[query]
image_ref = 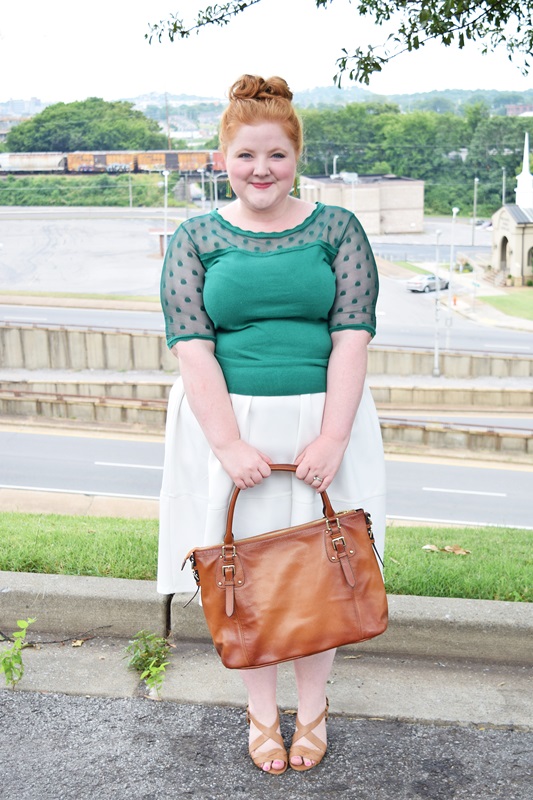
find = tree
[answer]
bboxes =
[147,1,533,85]
[6,98,167,152]
[299,102,400,174]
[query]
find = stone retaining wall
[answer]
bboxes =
[2,325,532,378]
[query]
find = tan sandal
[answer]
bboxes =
[246,708,288,775]
[289,699,329,771]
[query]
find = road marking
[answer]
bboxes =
[95,461,163,470]
[422,487,507,497]
[484,344,531,351]
[0,484,157,500]
[4,316,48,322]
[388,514,532,530]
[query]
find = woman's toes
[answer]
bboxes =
[262,758,285,772]
[290,755,315,767]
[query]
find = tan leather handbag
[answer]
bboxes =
[182,464,388,669]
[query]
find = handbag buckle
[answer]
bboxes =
[221,544,237,559]
[326,517,342,534]
[332,536,346,552]
[222,564,235,577]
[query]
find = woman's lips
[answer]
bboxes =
[250,182,273,189]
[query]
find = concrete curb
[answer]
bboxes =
[1,571,531,666]
[0,571,169,639]
[171,592,533,666]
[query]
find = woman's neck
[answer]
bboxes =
[218,197,315,233]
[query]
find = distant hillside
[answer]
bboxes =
[4,87,533,124]
[386,88,533,114]
[293,85,377,107]
[126,92,225,110]
[295,86,533,114]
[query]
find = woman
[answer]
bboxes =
[158,75,386,774]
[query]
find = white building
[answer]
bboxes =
[490,134,533,286]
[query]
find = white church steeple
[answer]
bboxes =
[515,132,533,209]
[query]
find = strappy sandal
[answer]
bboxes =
[246,708,288,775]
[289,699,329,772]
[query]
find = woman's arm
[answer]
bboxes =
[295,329,370,492]
[175,339,272,489]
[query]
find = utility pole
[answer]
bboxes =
[165,93,171,150]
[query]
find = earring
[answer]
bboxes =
[292,176,299,197]
[225,180,233,199]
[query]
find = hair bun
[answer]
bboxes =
[229,75,293,102]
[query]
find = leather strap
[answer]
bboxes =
[224,464,336,546]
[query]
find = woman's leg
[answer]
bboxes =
[291,648,336,768]
[240,665,286,772]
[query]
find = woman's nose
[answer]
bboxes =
[253,158,270,176]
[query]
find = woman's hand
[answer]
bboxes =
[294,434,347,493]
[213,440,272,490]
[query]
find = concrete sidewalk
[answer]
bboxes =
[1,571,531,730]
[1,574,532,799]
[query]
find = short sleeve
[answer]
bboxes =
[328,214,379,337]
[160,224,216,349]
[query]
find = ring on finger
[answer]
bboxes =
[312,475,323,484]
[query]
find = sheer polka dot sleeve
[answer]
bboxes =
[160,224,216,349]
[328,214,379,337]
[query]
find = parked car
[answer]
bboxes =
[406,274,449,293]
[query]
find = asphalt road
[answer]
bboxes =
[2,276,533,354]
[1,692,531,800]
[1,430,531,528]
[0,284,533,355]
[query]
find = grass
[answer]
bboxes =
[480,290,533,322]
[384,525,531,603]
[0,290,159,303]
[0,513,158,581]
[0,173,189,208]
[397,261,430,275]
[0,513,531,602]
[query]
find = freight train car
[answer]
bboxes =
[0,152,67,173]
[176,151,210,172]
[67,151,138,173]
[1,150,225,174]
[211,150,226,172]
[137,151,180,172]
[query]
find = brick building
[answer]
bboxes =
[299,173,424,235]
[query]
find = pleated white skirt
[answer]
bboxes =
[158,379,386,594]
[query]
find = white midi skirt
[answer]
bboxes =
[158,379,386,594]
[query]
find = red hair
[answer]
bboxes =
[219,75,303,158]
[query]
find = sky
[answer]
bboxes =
[1,0,532,104]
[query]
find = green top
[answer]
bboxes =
[160,203,379,396]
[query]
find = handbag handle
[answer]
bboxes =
[224,464,336,545]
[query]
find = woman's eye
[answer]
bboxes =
[238,153,252,159]
[272,153,285,159]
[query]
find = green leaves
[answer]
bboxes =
[6,98,167,153]
[146,0,262,43]
[147,1,533,85]
[125,631,171,698]
[0,618,36,689]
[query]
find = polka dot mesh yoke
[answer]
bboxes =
[160,203,379,346]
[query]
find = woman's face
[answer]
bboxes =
[224,122,297,216]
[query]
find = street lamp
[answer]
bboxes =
[471,177,479,246]
[198,168,206,210]
[162,169,170,252]
[447,207,459,327]
[433,229,442,377]
[502,167,506,205]
[332,155,340,178]
[212,171,227,208]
